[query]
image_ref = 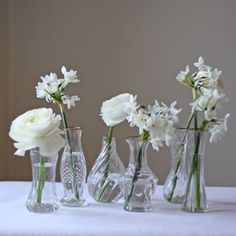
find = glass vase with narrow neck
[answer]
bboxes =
[60,127,87,207]
[163,128,187,204]
[121,137,158,212]
[182,130,207,213]
[26,148,60,213]
[87,137,125,203]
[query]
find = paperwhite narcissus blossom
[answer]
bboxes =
[209,114,230,143]
[62,95,80,109]
[125,98,181,150]
[9,108,65,157]
[176,56,230,143]
[61,66,79,84]
[100,93,134,127]
[36,66,80,108]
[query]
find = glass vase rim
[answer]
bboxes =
[102,136,116,140]
[174,126,208,132]
[125,136,150,142]
[63,126,81,131]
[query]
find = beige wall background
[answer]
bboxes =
[1,0,236,186]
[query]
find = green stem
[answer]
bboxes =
[166,112,194,202]
[58,103,80,200]
[37,155,45,205]
[96,126,114,201]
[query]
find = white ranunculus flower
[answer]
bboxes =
[9,108,65,157]
[100,93,132,127]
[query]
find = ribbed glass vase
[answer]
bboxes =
[87,137,125,203]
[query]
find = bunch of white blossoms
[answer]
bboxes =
[176,56,230,143]
[124,97,181,151]
[36,66,80,109]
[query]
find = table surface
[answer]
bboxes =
[0,182,236,236]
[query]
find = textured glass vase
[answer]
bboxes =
[26,148,60,214]
[120,137,158,212]
[87,137,125,203]
[60,127,87,207]
[163,128,187,204]
[182,130,207,213]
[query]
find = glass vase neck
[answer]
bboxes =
[126,137,149,166]
[63,127,82,150]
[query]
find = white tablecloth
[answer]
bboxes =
[0,182,235,236]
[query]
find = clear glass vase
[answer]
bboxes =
[163,128,187,204]
[182,130,207,213]
[26,148,60,214]
[87,137,125,203]
[60,127,87,207]
[120,137,158,212]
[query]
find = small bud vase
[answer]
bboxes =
[60,127,87,207]
[120,137,158,212]
[87,137,125,203]
[26,148,60,214]
[163,128,187,204]
[182,130,207,213]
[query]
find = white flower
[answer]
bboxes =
[9,108,65,157]
[62,95,80,109]
[209,113,230,143]
[204,108,217,121]
[159,101,181,124]
[176,65,190,82]
[61,66,79,83]
[150,137,163,151]
[134,109,149,134]
[124,95,139,125]
[100,93,132,127]
[194,56,205,70]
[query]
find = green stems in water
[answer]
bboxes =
[58,103,80,200]
[95,126,114,201]
[166,112,194,202]
[125,132,147,206]
[37,155,45,205]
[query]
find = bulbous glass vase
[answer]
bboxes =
[87,137,125,203]
[120,137,158,212]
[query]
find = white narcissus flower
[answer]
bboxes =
[9,108,65,157]
[124,95,139,125]
[209,113,230,143]
[133,109,149,134]
[194,56,206,70]
[62,95,80,109]
[100,93,132,127]
[176,65,190,82]
[61,66,79,83]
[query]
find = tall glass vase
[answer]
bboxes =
[26,148,60,214]
[60,127,87,207]
[87,137,125,203]
[182,130,207,213]
[120,137,158,212]
[163,128,187,204]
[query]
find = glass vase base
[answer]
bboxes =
[165,195,184,204]
[182,205,208,213]
[60,198,88,207]
[124,203,152,212]
[26,203,60,214]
